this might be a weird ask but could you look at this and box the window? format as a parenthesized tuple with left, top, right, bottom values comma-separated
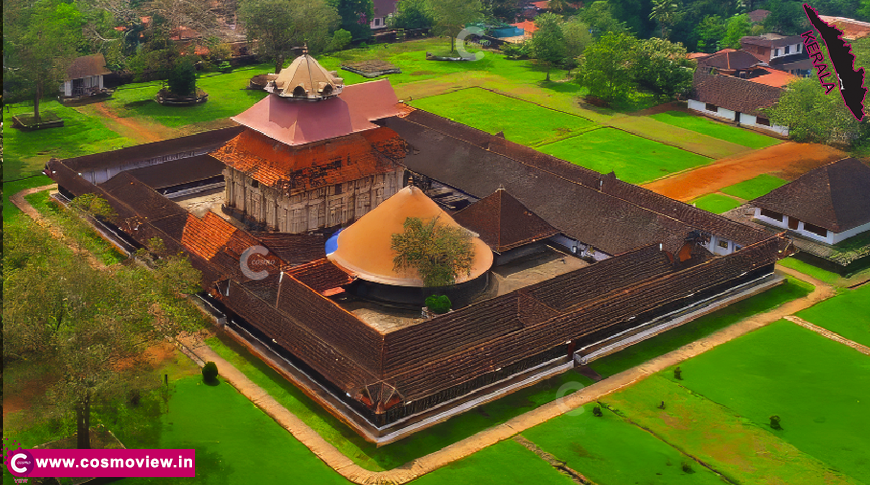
(756, 117, 771, 126)
(335, 184, 343, 195)
(250, 179, 259, 188)
(798, 44, 803, 53)
(735, 245, 742, 251)
(705, 103, 718, 112)
(774, 48, 780, 57)
(803, 222, 828, 237)
(784, 45, 790, 54)
(788, 217, 800, 230)
(760, 209, 783, 222)
(718, 240, 729, 249)
(374, 18, 380, 26)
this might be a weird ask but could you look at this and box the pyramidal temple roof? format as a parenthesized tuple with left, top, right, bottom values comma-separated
(232, 79, 403, 147)
(328, 185, 493, 287)
(753, 158, 870, 233)
(453, 188, 559, 253)
(269, 53, 344, 100)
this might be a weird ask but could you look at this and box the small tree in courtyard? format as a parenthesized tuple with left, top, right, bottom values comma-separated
(392, 216, 476, 287)
(167, 58, 197, 96)
(530, 13, 566, 81)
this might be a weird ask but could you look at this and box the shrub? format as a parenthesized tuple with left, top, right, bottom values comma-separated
(329, 29, 353, 52)
(592, 406, 603, 417)
(501, 42, 531, 60)
(167, 58, 197, 96)
(202, 361, 219, 383)
(770, 415, 782, 430)
(425, 294, 452, 314)
(681, 460, 694, 473)
(673, 366, 682, 380)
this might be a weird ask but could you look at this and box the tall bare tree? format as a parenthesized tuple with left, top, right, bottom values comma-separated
(427, 0, 483, 54)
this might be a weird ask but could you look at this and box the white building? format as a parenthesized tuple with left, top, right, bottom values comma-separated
(60, 54, 111, 99)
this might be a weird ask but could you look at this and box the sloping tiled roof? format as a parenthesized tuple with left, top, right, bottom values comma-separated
(232, 79, 403, 147)
(211, 126, 405, 195)
(67, 54, 111, 80)
(512, 20, 538, 34)
(123, 154, 224, 190)
(453, 188, 558, 253)
(697, 50, 760, 70)
(181, 212, 237, 260)
(284, 258, 354, 295)
(746, 68, 798, 88)
(753, 158, 870, 233)
(383, 109, 771, 255)
(251, 232, 327, 265)
(819, 15, 870, 40)
(748, 9, 770, 23)
(691, 69, 783, 117)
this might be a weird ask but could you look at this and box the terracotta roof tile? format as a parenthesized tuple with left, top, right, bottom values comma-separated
(284, 258, 354, 294)
(453, 188, 558, 253)
(691, 69, 783, 117)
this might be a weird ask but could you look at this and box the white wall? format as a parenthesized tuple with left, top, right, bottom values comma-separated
(771, 43, 803, 59)
(688, 99, 737, 122)
(833, 220, 870, 244)
(740, 114, 789, 136)
(704, 235, 739, 256)
(689, 100, 788, 136)
(548, 234, 611, 261)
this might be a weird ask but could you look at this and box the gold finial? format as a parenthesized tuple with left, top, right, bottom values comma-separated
(302, 43, 308, 55)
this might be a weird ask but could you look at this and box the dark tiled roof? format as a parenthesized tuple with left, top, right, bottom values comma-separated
(383, 110, 770, 255)
(753, 158, 870, 232)
(691, 69, 783, 117)
(697, 50, 760, 70)
(124, 155, 224, 190)
(67, 54, 111, 80)
(453, 188, 558, 253)
(251, 232, 327, 265)
(62, 127, 244, 172)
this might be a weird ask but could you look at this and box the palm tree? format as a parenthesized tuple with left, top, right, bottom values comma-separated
(649, 0, 681, 40)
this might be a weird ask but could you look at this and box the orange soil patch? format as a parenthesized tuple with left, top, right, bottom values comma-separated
(90, 102, 170, 144)
(642, 142, 847, 201)
(115, 341, 179, 372)
(4, 374, 57, 417)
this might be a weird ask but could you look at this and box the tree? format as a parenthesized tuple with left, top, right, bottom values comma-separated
(579, 1, 628, 38)
(693, 15, 726, 52)
(577, 32, 638, 103)
(239, 0, 340, 74)
(763, 0, 807, 35)
(632, 37, 694, 97)
(530, 13, 567, 80)
(483, 0, 522, 22)
(763, 77, 869, 146)
(167, 58, 197, 96)
(328, 0, 374, 40)
(562, 18, 594, 66)
(3, 0, 83, 122)
(4, 209, 204, 449)
(328, 28, 353, 51)
(720, 13, 750, 49)
(649, 0, 681, 39)
(427, 0, 484, 53)
(391, 217, 476, 287)
(389, 0, 434, 30)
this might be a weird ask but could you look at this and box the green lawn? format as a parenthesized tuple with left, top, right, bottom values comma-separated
(537, 128, 713, 184)
(670, 320, 870, 482)
(413, 439, 575, 485)
(650, 111, 781, 149)
(3, 102, 136, 180)
(119, 376, 349, 485)
(603, 373, 861, 485)
(690, 193, 743, 214)
(797, 284, 870, 347)
(521, 404, 727, 485)
(778, 257, 843, 285)
(587, 276, 814, 378)
(720, 173, 788, 201)
(205, 334, 595, 472)
(410, 88, 596, 146)
(103, 65, 270, 128)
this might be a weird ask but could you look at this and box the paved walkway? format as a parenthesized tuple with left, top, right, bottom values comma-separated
(179, 269, 836, 484)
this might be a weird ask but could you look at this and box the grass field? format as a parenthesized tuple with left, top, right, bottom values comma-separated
(603, 373, 860, 485)
(103, 65, 270, 128)
(778, 257, 843, 285)
(797, 284, 870, 347)
(670, 320, 870, 482)
(205, 334, 594, 472)
(537, 128, 713, 184)
(650, 111, 781, 149)
(410, 88, 596, 146)
(521, 404, 727, 484)
(587, 276, 814, 378)
(413, 439, 574, 485)
(720, 173, 788, 200)
(3, 102, 136, 180)
(690, 193, 743, 214)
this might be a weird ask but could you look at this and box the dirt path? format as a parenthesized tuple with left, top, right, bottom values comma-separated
(88, 102, 169, 145)
(642, 142, 846, 201)
(174, 269, 835, 485)
(784, 315, 870, 356)
(11, 185, 107, 271)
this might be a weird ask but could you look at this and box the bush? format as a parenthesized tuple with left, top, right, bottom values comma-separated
(673, 366, 682, 380)
(202, 361, 219, 383)
(167, 59, 197, 96)
(592, 405, 603, 417)
(329, 29, 353, 52)
(681, 460, 694, 473)
(425, 295, 452, 314)
(770, 415, 782, 430)
(501, 42, 531, 60)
